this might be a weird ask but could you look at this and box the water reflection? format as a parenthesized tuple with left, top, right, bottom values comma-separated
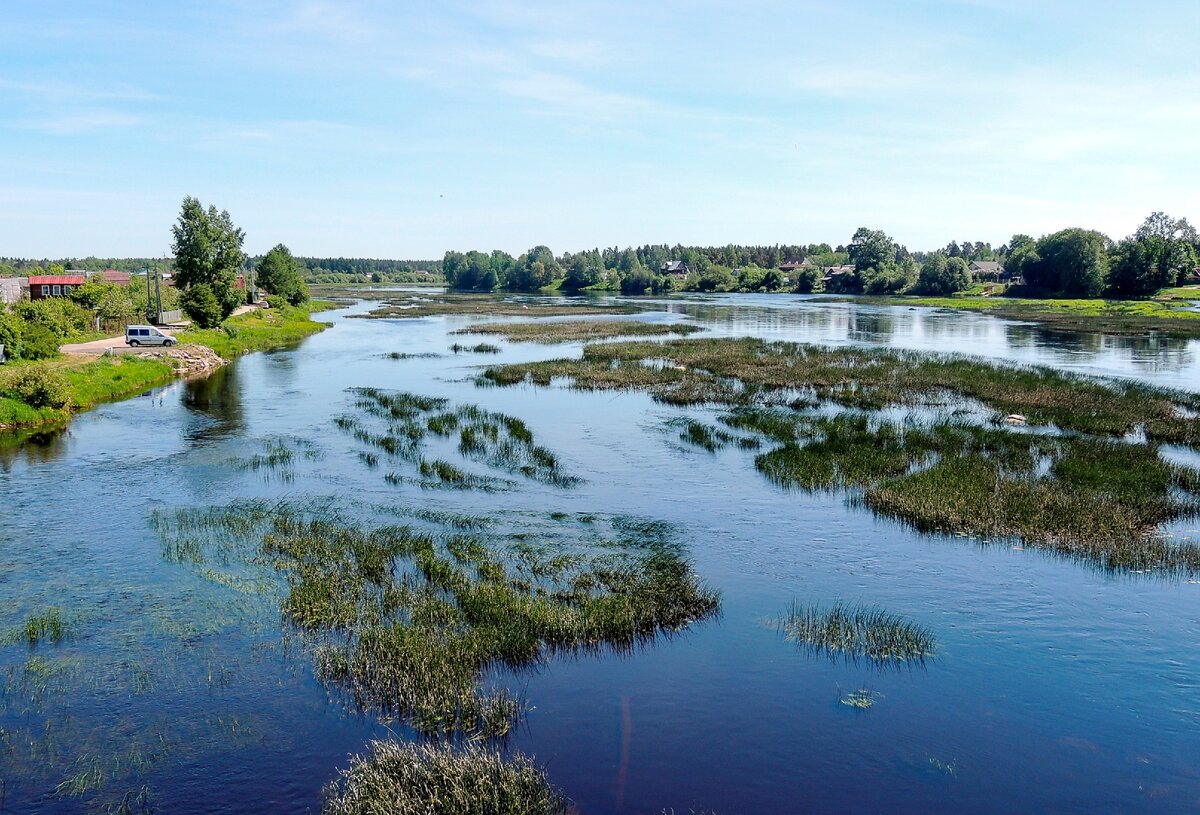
(0, 426, 70, 471)
(626, 294, 1200, 390)
(182, 365, 245, 443)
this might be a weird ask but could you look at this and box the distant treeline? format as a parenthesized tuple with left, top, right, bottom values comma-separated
(442, 212, 1198, 299)
(298, 257, 443, 284)
(0, 257, 164, 276)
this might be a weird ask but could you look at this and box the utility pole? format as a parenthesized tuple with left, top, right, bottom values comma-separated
(154, 259, 163, 323)
(143, 265, 153, 323)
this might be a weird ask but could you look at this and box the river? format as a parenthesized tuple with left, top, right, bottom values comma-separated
(1, 292, 1197, 814)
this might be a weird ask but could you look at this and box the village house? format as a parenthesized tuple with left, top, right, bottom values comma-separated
(820, 265, 856, 284)
(91, 268, 132, 285)
(968, 260, 1005, 281)
(28, 274, 85, 300)
(660, 260, 694, 277)
(778, 257, 812, 273)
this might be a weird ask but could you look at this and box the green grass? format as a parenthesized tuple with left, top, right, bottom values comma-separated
(484, 338, 1200, 569)
(351, 292, 637, 320)
(483, 337, 1200, 444)
(861, 294, 1200, 337)
(154, 506, 720, 739)
(455, 319, 704, 344)
(342, 388, 580, 489)
(22, 607, 66, 644)
(322, 741, 571, 815)
(0, 356, 176, 430)
(778, 601, 936, 665)
(180, 301, 331, 359)
(449, 342, 502, 354)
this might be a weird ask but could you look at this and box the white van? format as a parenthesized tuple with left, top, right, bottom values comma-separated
(125, 325, 177, 347)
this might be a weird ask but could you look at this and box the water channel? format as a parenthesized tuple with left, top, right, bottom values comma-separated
(1, 292, 1198, 814)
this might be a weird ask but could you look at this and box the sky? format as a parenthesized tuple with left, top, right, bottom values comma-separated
(1, 0, 1198, 259)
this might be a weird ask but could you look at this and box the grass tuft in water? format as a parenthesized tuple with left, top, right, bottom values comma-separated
(322, 740, 570, 815)
(778, 601, 936, 665)
(450, 342, 502, 354)
(24, 607, 66, 644)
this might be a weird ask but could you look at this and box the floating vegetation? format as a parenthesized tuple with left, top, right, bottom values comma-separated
(322, 740, 571, 815)
(352, 292, 636, 320)
(455, 319, 704, 344)
(22, 607, 65, 644)
(483, 338, 1200, 571)
(382, 351, 442, 359)
(341, 388, 580, 489)
(777, 602, 936, 666)
(154, 506, 720, 738)
(450, 342, 502, 354)
(927, 756, 958, 778)
(839, 688, 879, 710)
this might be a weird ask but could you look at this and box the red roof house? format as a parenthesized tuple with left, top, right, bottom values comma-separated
(29, 275, 85, 300)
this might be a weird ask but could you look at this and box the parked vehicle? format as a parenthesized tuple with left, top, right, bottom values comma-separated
(125, 325, 176, 347)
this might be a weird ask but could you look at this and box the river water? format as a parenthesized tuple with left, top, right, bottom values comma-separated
(1, 293, 1198, 814)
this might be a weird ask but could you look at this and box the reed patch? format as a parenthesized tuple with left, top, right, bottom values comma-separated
(154, 504, 720, 739)
(338, 388, 580, 489)
(776, 602, 936, 666)
(322, 740, 570, 815)
(455, 319, 703, 344)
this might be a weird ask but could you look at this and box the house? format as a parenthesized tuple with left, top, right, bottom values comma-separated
(820, 265, 856, 284)
(28, 274, 85, 300)
(969, 260, 1005, 281)
(0, 278, 23, 305)
(660, 260, 694, 277)
(93, 268, 132, 285)
(778, 257, 812, 273)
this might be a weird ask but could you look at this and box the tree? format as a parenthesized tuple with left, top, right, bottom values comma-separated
(505, 246, 561, 291)
(793, 266, 821, 293)
(916, 253, 971, 295)
(257, 244, 309, 305)
(1026, 228, 1108, 297)
(1134, 211, 1198, 288)
(171, 196, 247, 319)
(1106, 239, 1156, 297)
(180, 283, 224, 329)
(562, 253, 602, 290)
(1004, 234, 1039, 282)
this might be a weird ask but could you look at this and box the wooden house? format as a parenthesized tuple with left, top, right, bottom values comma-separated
(28, 274, 85, 300)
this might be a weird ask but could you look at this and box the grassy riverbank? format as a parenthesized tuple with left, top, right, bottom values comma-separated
(454, 319, 703, 343)
(0, 301, 332, 431)
(858, 292, 1200, 337)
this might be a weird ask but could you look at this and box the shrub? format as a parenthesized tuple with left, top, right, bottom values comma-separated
(181, 283, 224, 329)
(1, 366, 73, 409)
(20, 323, 61, 360)
(0, 310, 23, 359)
(13, 298, 90, 339)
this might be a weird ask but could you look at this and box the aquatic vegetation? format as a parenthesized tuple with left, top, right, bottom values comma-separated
(154, 507, 720, 738)
(484, 338, 1200, 569)
(351, 292, 636, 320)
(676, 419, 758, 453)
(227, 436, 322, 482)
(450, 342, 502, 354)
(382, 351, 442, 359)
(341, 388, 580, 489)
(483, 337, 1200, 443)
(322, 740, 571, 815)
(455, 319, 704, 344)
(839, 688, 879, 709)
(22, 607, 65, 644)
(777, 602, 936, 665)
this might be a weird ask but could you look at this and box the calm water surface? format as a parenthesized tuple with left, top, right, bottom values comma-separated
(1, 293, 1198, 814)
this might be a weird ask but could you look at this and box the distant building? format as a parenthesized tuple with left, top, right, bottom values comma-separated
(969, 260, 1005, 280)
(29, 274, 85, 300)
(93, 268, 132, 285)
(660, 260, 694, 276)
(820, 265, 856, 284)
(0, 278, 23, 305)
(778, 258, 812, 273)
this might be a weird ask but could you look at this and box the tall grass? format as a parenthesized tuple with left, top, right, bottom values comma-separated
(340, 388, 580, 489)
(456, 320, 703, 344)
(778, 602, 936, 665)
(154, 506, 720, 738)
(322, 741, 571, 815)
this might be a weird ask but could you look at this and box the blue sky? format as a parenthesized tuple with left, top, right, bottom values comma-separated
(1, 1, 1197, 258)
